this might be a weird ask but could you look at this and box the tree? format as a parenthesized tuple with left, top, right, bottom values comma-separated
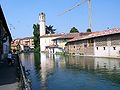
(45, 25, 56, 34)
(33, 24, 40, 52)
(70, 27, 79, 33)
(86, 28, 91, 32)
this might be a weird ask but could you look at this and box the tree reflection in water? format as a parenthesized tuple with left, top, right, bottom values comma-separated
(34, 52, 41, 73)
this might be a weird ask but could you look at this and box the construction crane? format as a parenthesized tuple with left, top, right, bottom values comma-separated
(58, 0, 92, 31)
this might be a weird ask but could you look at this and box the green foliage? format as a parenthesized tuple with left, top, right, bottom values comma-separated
(86, 28, 91, 32)
(34, 47, 40, 53)
(33, 24, 40, 52)
(70, 27, 79, 33)
(55, 52, 65, 55)
(34, 52, 41, 71)
(46, 25, 56, 34)
(33, 24, 40, 37)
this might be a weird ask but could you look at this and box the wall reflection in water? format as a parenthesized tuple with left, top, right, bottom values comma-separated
(20, 53, 120, 90)
(65, 56, 120, 71)
(65, 56, 120, 84)
(65, 56, 94, 70)
(40, 53, 55, 90)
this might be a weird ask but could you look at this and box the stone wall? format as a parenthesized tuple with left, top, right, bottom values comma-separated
(66, 39, 94, 56)
(95, 37, 107, 46)
(65, 33, 120, 57)
(111, 34, 120, 46)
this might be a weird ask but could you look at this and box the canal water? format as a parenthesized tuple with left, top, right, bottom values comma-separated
(20, 53, 120, 90)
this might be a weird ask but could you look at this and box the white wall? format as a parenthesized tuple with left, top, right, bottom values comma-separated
(48, 48, 63, 54)
(54, 48, 63, 53)
(94, 46, 109, 57)
(40, 36, 59, 51)
(94, 44, 120, 57)
(109, 46, 120, 57)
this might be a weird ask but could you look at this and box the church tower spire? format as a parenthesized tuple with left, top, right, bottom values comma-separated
(39, 12, 46, 36)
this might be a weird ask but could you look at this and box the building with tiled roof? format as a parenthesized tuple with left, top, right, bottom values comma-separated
(51, 32, 92, 51)
(68, 28, 120, 42)
(65, 28, 120, 58)
(39, 12, 93, 53)
(11, 37, 34, 52)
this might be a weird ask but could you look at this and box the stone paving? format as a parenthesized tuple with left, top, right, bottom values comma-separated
(0, 55, 19, 90)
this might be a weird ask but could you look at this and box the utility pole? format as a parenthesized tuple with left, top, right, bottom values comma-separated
(88, 0, 92, 31)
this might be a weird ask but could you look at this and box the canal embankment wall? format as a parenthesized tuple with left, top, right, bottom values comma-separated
(16, 54, 31, 90)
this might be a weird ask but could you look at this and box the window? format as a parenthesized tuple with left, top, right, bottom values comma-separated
(84, 43, 87, 47)
(103, 47, 105, 50)
(88, 39, 94, 43)
(96, 47, 98, 50)
(63, 39, 67, 42)
(113, 47, 116, 50)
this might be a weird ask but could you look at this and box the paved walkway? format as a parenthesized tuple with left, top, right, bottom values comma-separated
(0, 55, 19, 90)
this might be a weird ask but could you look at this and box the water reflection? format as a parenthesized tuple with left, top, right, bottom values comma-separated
(65, 56, 120, 71)
(34, 53, 41, 73)
(94, 58, 120, 70)
(65, 56, 120, 85)
(20, 53, 34, 70)
(65, 56, 94, 70)
(20, 53, 120, 90)
(40, 53, 55, 90)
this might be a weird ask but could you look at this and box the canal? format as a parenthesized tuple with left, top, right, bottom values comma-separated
(20, 53, 120, 90)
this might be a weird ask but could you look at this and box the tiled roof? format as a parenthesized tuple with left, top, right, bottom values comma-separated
(52, 32, 91, 40)
(68, 28, 120, 42)
(46, 44, 58, 48)
(93, 28, 120, 37)
(40, 34, 62, 38)
(52, 34, 75, 40)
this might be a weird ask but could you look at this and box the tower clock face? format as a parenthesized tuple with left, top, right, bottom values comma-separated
(40, 13, 45, 22)
(42, 16, 44, 19)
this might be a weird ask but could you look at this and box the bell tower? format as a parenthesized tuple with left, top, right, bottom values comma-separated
(39, 12, 46, 36)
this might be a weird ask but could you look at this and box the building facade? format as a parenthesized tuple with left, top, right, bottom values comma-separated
(39, 12, 93, 53)
(65, 28, 120, 58)
(94, 30, 120, 57)
(40, 34, 61, 52)
(39, 12, 62, 52)
(0, 6, 12, 60)
(11, 37, 34, 52)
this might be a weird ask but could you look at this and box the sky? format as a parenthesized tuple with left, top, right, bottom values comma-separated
(0, 0, 120, 39)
